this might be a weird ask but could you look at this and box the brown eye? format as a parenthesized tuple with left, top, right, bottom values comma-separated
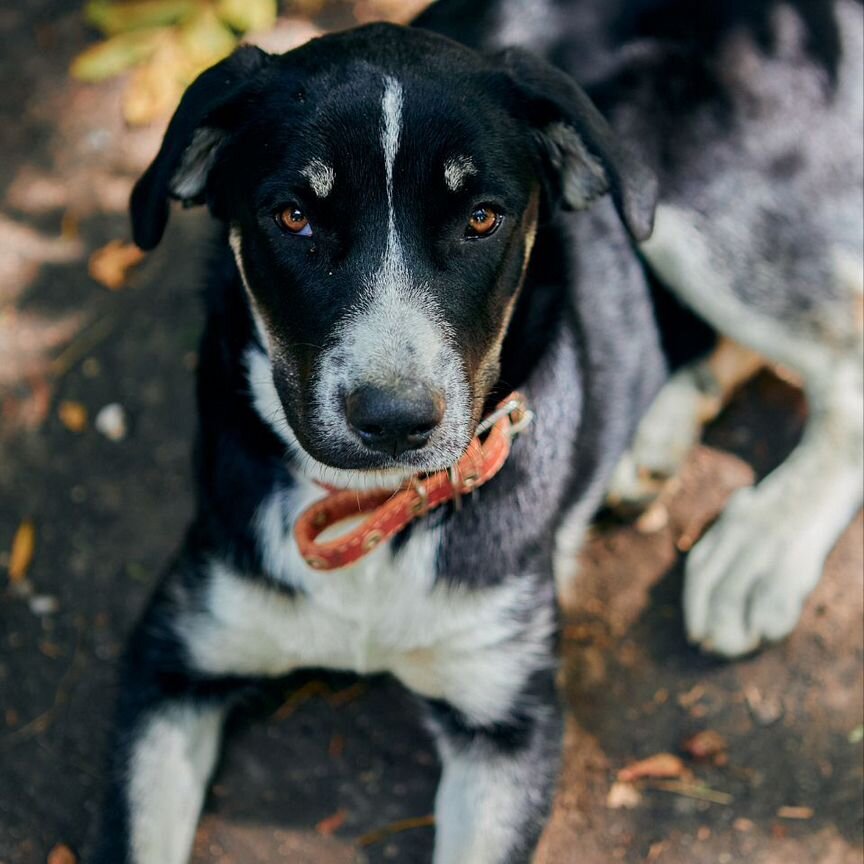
(276, 206, 312, 236)
(466, 205, 500, 238)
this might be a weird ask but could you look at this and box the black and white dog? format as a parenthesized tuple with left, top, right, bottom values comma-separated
(97, 1, 863, 861)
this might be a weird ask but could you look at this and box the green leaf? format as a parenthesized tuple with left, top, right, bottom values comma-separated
(215, 0, 277, 34)
(70, 27, 168, 82)
(85, 0, 197, 36)
(179, 6, 238, 70)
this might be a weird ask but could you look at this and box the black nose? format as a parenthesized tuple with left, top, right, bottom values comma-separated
(346, 384, 444, 456)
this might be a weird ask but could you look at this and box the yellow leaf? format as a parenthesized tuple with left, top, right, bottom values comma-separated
(8, 519, 35, 584)
(216, 0, 277, 34)
(88, 240, 146, 289)
(47, 844, 78, 864)
(58, 400, 89, 433)
(179, 6, 238, 71)
(123, 36, 190, 125)
(70, 27, 167, 82)
(85, 0, 196, 35)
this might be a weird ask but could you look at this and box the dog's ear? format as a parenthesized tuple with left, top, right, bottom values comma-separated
(497, 47, 657, 241)
(130, 45, 273, 251)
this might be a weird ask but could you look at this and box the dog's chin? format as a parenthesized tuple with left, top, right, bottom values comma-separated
(283, 425, 474, 491)
(286, 444, 463, 491)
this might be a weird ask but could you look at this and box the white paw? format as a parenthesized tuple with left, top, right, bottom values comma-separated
(607, 368, 713, 508)
(683, 487, 825, 657)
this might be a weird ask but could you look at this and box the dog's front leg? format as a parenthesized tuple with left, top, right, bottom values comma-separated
(95, 585, 237, 864)
(423, 663, 562, 864)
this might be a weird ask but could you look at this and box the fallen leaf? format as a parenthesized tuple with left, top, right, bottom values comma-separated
(58, 400, 88, 432)
(70, 27, 167, 82)
(216, 0, 276, 33)
(178, 6, 237, 72)
(682, 730, 728, 761)
(122, 36, 188, 125)
(39, 641, 63, 658)
(85, 0, 195, 35)
(606, 780, 642, 810)
(618, 753, 688, 783)
(777, 806, 814, 820)
(47, 843, 77, 864)
(647, 841, 667, 862)
(61, 211, 80, 240)
(677, 684, 705, 708)
(315, 808, 347, 836)
(8, 519, 35, 584)
(88, 240, 145, 290)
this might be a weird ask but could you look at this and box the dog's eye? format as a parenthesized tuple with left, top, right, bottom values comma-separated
(275, 206, 312, 236)
(465, 205, 501, 238)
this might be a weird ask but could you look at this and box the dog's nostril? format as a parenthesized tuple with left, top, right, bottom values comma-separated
(409, 421, 437, 437)
(346, 384, 444, 456)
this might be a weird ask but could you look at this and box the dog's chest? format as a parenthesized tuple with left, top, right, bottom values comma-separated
(186, 486, 524, 704)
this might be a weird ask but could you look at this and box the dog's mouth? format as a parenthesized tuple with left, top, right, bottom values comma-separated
(282, 408, 478, 491)
(284, 389, 526, 492)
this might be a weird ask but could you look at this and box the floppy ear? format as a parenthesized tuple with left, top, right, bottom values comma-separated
(497, 47, 658, 242)
(130, 45, 272, 251)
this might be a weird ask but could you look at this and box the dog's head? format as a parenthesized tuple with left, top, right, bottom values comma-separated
(132, 23, 656, 486)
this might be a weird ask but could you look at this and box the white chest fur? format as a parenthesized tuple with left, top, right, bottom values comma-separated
(181, 483, 551, 724)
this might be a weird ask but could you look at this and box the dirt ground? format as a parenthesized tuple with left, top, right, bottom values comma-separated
(1, 3, 862, 864)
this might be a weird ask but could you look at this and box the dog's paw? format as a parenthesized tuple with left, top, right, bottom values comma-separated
(607, 370, 714, 510)
(683, 487, 825, 657)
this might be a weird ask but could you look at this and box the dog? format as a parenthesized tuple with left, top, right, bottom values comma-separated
(96, 1, 863, 861)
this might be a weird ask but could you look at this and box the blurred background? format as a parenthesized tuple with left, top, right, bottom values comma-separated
(0, 2, 861, 863)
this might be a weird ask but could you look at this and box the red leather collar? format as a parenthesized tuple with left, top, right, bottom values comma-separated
(294, 393, 531, 571)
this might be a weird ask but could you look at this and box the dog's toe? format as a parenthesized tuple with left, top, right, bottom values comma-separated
(683, 487, 823, 658)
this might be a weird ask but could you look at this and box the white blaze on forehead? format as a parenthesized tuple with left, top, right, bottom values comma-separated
(301, 158, 335, 198)
(363, 74, 417, 337)
(381, 75, 403, 213)
(302, 75, 473, 471)
(444, 155, 478, 192)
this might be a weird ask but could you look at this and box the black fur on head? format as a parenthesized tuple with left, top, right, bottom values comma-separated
(131, 27, 657, 251)
(130, 24, 657, 475)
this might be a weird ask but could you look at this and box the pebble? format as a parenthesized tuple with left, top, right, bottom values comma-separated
(29, 595, 59, 616)
(94, 403, 127, 441)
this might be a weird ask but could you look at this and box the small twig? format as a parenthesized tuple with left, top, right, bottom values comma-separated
(357, 814, 436, 847)
(272, 680, 330, 721)
(49, 315, 116, 379)
(648, 780, 733, 805)
(2, 621, 85, 745)
(328, 681, 366, 707)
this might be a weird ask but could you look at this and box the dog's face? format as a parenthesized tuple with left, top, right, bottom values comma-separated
(132, 24, 655, 482)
